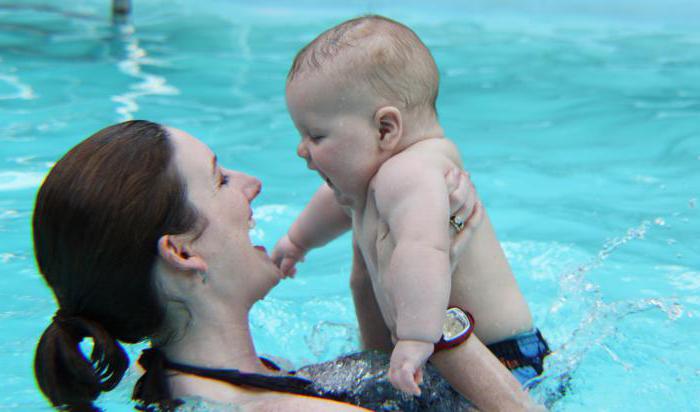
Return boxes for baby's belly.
[358,220,400,337]
[371,281,399,341]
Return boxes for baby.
[273,15,549,409]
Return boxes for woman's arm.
[430,335,543,411]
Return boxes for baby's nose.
[296,140,309,159]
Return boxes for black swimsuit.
[133,348,473,412]
[133,348,334,411]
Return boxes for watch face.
[443,307,471,341]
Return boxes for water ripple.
[0,171,44,191]
[0,73,35,100]
[110,24,179,121]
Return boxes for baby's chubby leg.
[430,336,545,411]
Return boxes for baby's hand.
[388,339,434,396]
[270,234,307,278]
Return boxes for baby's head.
[286,16,441,206]
[287,15,439,117]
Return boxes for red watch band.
[434,307,475,353]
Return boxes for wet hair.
[32,120,200,411]
[287,15,439,113]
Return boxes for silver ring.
[449,215,465,232]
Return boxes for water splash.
[532,218,689,406]
[305,321,357,360]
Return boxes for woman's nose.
[239,172,261,202]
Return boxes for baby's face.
[286,73,384,207]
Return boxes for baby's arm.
[374,160,452,395]
[272,183,351,277]
[353,168,481,355]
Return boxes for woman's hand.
[445,168,483,272]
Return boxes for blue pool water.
[1,1,699,410]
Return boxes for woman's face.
[166,127,282,303]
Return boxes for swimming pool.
[1,0,698,410]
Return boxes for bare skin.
[152,128,369,412]
[274,70,542,411]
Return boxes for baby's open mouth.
[248,213,273,263]
[319,172,333,188]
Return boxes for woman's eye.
[310,134,325,142]
[219,174,230,186]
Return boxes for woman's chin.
[252,245,283,286]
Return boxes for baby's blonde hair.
[288,15,439,114]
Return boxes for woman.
[32,120,520,411]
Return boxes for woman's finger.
[449,200,484,271]
[460,200,483,239]
[447,169,469,214]
[447,170,479,230]
[444,167,460,193]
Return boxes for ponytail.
[31,121,202,408]
[34,311,129,411]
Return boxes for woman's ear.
[374,106,402,151]
[157,235,208,273]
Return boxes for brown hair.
[288,15,439,113]
[32,120,200,411]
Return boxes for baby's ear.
[374,106,402,151]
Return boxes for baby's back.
[366,137,533,344]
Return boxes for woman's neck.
[159,307,268,374]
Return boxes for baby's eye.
[219,173,230,187]
[310,134,325,142]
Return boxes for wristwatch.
[434,307,475,352]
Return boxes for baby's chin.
[332,189,354,207]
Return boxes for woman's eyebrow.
[211,155,218,177]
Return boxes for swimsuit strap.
[162,355,318,395]
[133,348,323,411]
